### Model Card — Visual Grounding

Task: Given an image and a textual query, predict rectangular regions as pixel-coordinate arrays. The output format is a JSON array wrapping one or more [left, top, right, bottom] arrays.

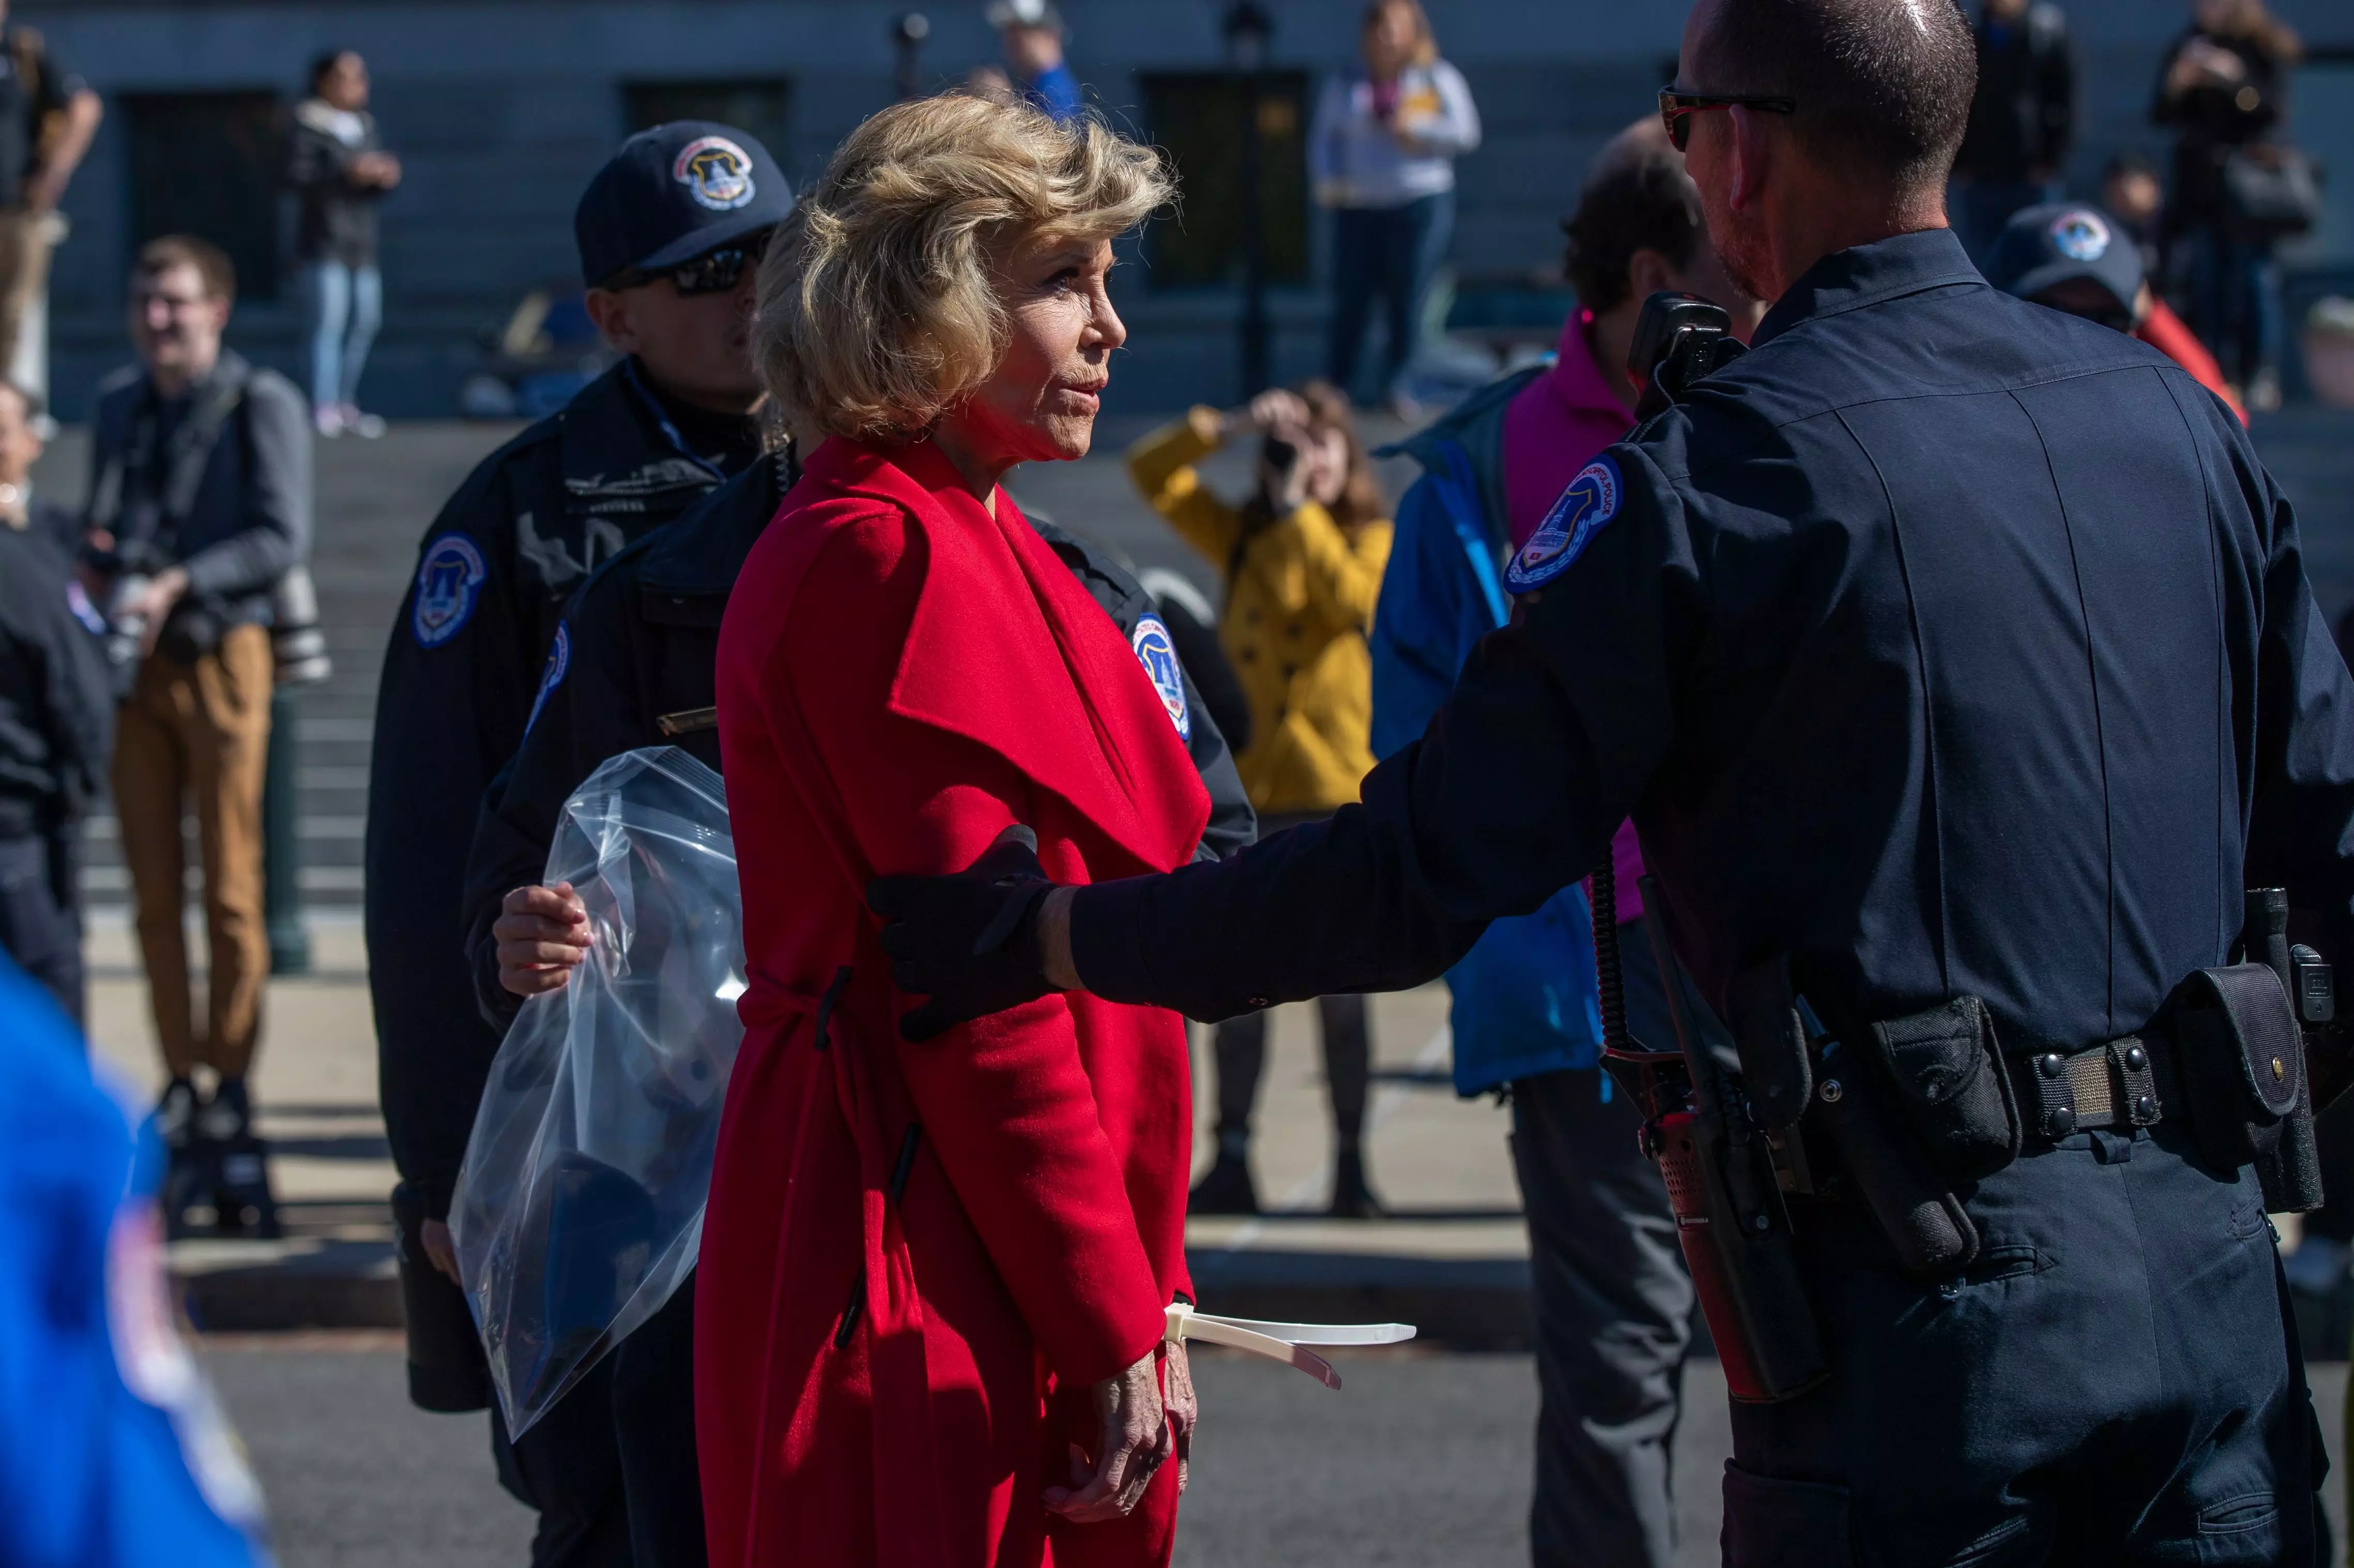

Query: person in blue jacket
[[0, 946, 268, 1566], [1372, 126, 1758, 1568]]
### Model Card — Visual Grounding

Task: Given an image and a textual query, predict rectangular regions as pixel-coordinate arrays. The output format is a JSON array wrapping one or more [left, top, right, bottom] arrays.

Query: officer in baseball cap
[[365, 121, 789, 1568], [1984, 201, 2245, 417], [1982, 202, 2147, 331]]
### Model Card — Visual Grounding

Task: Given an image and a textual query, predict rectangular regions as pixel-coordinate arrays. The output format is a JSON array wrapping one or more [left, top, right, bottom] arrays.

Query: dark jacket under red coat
[[699, 436, 1208, 1567]]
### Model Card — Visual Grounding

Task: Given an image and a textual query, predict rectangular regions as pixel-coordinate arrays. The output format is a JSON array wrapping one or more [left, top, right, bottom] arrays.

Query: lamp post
[[892, 12, 931, 101], [1224, 1, 1274, 398]]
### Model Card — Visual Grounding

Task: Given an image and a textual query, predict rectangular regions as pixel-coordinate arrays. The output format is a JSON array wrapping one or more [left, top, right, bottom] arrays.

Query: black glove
[[868, 825, 1063, 1043]]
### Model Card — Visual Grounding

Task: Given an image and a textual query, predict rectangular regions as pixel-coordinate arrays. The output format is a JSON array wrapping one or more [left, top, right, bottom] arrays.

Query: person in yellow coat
[[1127, 381, 1394, 1215]]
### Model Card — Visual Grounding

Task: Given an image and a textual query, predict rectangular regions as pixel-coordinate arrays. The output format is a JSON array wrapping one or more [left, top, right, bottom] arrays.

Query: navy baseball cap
[[575, 121, 794, 289], [1982, 203, 2145, 315]]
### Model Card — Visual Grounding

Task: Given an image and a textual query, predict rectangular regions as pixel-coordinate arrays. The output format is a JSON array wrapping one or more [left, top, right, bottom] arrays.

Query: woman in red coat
[[699, 96, 1200, 1567]]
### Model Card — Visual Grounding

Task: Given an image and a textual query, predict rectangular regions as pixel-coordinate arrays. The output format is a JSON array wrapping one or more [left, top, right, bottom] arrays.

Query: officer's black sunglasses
[[1659, 89, 1797, 152], [605, 230, 771, 296]]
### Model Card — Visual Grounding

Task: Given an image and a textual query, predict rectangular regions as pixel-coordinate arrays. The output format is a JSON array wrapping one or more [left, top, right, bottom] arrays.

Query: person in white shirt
[[1309, 0, 1480, 416]]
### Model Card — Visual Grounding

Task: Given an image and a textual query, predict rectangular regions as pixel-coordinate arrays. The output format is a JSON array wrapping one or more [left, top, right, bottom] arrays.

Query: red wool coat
[[699, 436, 1210, 1568]]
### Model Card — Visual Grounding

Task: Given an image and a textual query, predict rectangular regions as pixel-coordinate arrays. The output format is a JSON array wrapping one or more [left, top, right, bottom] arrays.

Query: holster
[[2171, 963, 2324, 1212], [1652, 946, 1825, 1404]]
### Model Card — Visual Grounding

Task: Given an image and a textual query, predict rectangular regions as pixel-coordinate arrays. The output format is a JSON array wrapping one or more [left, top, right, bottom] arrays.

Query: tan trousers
[[113, 624, 273, 1079], [0, 207, 54, 387]]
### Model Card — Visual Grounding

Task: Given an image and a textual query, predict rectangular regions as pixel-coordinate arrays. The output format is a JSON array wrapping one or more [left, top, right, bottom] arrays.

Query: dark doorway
[[622, 80, 792, 174], [123, 91, 284, 301], [1138, 70, 1311, 289]]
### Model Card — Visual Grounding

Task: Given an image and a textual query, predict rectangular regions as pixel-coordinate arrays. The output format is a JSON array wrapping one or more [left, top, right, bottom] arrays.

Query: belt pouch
[[1867, 995, 2019, 1182], [2176, 963, 2322, 1211], [1811, 1050, 1980, 1276]]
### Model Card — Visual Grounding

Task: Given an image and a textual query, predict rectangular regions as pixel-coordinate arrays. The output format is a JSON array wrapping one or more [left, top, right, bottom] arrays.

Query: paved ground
[[189, 1338, 2354, 1568], [199, 1337, 1730, 1568]]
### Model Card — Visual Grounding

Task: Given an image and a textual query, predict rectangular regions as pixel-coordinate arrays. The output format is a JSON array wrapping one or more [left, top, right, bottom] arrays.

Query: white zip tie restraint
[[1163, 1302, 1417, 1391]]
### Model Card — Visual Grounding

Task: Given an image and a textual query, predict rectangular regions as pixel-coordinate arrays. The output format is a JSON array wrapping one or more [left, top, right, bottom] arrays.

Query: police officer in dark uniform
[[457, 442, 1254, 1567], [363, 120, 790, 1565], [872, 1, 2354, 1560], [0, 477, 108, 1025]]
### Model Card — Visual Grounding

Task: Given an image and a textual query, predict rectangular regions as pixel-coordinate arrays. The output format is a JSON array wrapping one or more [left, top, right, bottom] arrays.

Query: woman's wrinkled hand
[[494, 881, 590, 998], [1043, 1348, 1171, 1522], [1162, 1339, 1197, 1495]]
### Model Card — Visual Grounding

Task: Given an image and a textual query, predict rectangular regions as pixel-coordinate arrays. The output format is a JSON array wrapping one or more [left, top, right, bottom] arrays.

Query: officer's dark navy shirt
[[366, 359, 754, 1217], [460, 457, 1257, 1029], [1074, 229, 2354, 1058], [0, 519, 109, 838]]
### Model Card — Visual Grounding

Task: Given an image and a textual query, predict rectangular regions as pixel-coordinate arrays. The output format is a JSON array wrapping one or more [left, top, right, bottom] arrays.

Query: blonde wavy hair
[[757, 94, 1174, 443]]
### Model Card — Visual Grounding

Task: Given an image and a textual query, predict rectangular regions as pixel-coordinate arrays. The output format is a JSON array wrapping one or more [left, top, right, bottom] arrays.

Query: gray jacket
[[85, 350, 312, 631]]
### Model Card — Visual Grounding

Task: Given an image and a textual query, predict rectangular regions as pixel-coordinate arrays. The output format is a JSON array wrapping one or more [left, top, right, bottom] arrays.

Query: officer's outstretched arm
[[1062, 444, 1695, 1022]]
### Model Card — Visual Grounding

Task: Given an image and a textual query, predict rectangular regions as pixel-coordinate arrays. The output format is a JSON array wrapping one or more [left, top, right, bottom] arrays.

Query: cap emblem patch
[[2051, 210, 2111, 263], [1505, 455, 1622, 594], [673, 135, 756, 212]]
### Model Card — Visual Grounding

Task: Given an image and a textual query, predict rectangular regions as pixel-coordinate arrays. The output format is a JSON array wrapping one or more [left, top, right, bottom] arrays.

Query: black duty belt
[[2014, 1031, 2183, 1142]]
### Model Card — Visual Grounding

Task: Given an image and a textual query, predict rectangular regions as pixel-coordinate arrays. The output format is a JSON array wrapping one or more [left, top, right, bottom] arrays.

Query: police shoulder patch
[[1505, 455, 1623, 593], [525, 622, 570, 733], [1129, 613, 1191, 742], [412, 534, 488, 647]]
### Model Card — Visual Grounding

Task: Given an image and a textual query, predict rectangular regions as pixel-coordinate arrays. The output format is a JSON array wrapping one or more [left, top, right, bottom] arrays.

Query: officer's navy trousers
[[0, 832, 81, 1027], [1724, 1121, 2324, 1566]]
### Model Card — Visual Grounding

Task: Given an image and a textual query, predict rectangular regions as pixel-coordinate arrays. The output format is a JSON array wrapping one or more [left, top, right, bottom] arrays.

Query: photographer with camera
[[1125, 382, 1391, 1215], [82, 236, 310, 1211]]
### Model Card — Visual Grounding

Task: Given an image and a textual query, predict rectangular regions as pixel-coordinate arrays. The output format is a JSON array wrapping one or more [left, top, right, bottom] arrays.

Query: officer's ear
[[584, 287, 645, 357], [1724, 103, 1778, 215]]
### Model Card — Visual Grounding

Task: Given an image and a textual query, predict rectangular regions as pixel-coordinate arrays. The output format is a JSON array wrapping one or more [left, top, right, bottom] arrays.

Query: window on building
[[1138, 71, 1311, 290], [123, 91, 284, 303], [623, 80, 792, 175]]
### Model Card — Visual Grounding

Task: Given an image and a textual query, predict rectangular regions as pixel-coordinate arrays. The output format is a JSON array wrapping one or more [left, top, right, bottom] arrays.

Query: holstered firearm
[[2241, 889, 2328, 1210], [1594, 866, 1828, 1404]]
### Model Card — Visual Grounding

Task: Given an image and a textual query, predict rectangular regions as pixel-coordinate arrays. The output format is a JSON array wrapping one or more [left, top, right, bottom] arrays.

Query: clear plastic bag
[[449, 746, 746, 1438]]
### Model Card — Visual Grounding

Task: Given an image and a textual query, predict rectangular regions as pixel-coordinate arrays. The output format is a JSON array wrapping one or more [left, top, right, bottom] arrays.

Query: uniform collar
[[636, 446, 795, 595], [1754, 229, 1984, 349], [554, 360, 719, 513]]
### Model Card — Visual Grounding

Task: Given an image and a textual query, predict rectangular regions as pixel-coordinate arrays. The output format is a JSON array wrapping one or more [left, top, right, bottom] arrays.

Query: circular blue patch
[[2051, 209, 2111, 264], [1129, 614, 1191, 743], [1505, 455, 1623, 594], [525, 622, 570, 733], [412, 535, 488, 648]]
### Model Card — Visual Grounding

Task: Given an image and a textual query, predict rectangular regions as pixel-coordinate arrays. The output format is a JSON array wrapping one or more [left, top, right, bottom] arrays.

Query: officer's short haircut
[[760, 94, 1172, 443], [132, 235, 237, 308], [1695, 0, 1975, 192], [1563, 145, 1706, 315]]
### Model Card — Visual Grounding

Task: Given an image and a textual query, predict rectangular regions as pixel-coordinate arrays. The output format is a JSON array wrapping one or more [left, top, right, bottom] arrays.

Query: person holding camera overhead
[[1125, 383, 1391, 1216]]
